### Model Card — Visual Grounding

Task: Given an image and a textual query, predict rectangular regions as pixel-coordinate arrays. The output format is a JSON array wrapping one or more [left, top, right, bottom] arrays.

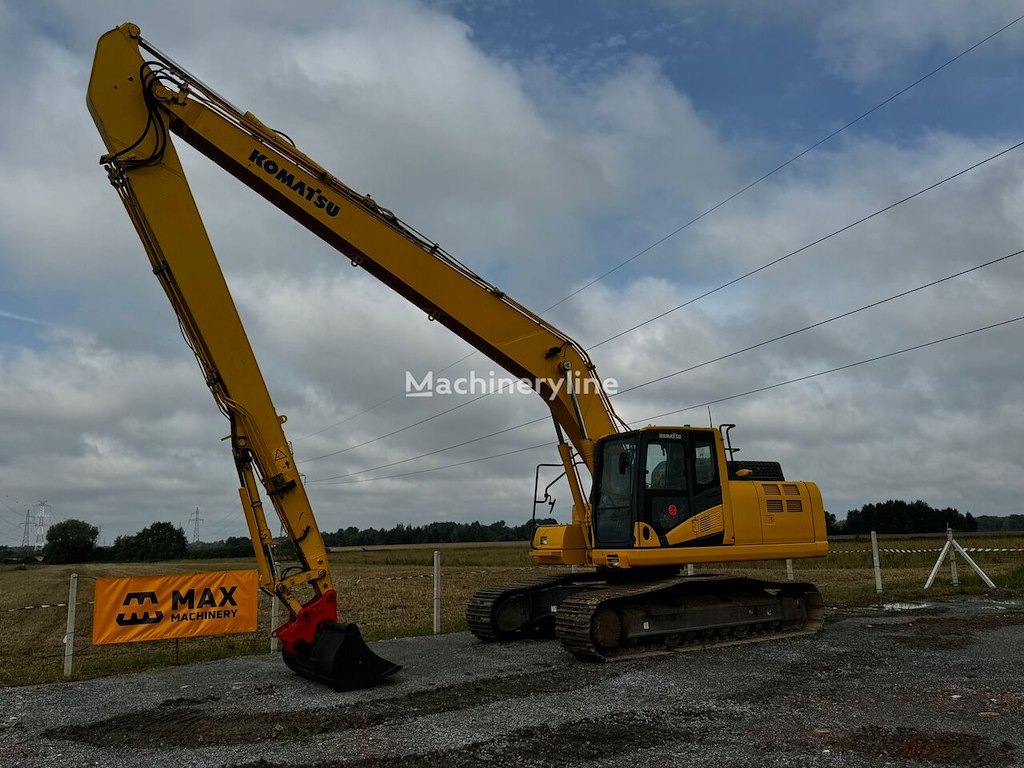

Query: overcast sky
[[1, 0, 1023, 544]]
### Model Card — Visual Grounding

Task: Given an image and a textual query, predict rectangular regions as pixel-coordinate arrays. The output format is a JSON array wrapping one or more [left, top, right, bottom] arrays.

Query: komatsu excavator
[[88, 23, 828, 686]]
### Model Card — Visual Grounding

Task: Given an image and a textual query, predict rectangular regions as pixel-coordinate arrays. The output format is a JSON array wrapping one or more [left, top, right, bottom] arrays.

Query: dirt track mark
[[231, 709, 705, 768], [832, 725, 1016, 766], [775, 609, 1024, 692], [160, 695, 221, 707], [779, 644, 881, 685], [898, 611, 1024, 650], [45, 664, 632, 748]]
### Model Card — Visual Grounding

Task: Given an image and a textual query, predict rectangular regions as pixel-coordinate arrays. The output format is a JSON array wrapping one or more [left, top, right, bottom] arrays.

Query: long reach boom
[[88, 22, 624, 687], [89, 23, 828, 681]]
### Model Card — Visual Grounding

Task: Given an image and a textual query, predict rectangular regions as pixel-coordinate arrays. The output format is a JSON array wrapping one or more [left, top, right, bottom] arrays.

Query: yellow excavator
[[88, 23, 828, 686]]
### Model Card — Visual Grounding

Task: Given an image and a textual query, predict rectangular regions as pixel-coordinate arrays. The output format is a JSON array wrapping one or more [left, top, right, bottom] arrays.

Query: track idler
[[282, 621, 402, 691]]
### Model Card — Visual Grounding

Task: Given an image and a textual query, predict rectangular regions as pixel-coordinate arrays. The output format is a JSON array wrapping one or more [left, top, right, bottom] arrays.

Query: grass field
[[2, 536, 1022, 687]]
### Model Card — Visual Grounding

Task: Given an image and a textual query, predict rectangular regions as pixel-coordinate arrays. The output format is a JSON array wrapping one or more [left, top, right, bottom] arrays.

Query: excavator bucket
[[282, 621, 402, 691]]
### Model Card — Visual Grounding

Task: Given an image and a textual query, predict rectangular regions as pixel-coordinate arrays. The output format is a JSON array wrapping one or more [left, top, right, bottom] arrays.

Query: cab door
[[591, 434, 638, 548], [641, 430, 723, 543]]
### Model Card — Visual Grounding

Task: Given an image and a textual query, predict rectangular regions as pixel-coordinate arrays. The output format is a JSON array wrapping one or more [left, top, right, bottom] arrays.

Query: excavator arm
[[87, 23, 625, 684], [89, 23, 625, 542], [87, 24, 443, 689]]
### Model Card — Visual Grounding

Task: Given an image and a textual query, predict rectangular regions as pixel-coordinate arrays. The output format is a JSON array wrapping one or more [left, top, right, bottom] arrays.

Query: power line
[[309, 311, 1024, 486], [615, 247, 1024, 396], [312, 441, 553, 486], [309, 247, 1022, 482], [632, 313, 1024, 425], [542, 11, 1024, 312], [292, 350, 476, 444], [309, 415, 550, 483], [293, 392, 405, 444], [303, 141, 1023, 468], [304, 392, 490, 464], [202, 509, 246, 541], [0, 498, 28, 537], [0, 494, 26, 517], [291, 13, 1022, 446], [0, 518, 24, 535], [591, 139, 1024, 349], [203, 519, 245, 541]]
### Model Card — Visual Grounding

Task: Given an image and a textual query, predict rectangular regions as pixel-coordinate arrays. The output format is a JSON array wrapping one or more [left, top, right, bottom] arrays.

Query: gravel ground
[[2, 596, 1022, 767]]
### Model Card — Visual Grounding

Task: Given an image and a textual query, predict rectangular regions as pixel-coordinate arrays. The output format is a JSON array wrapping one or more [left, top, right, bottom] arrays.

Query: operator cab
[[591, 427, 723, 548]]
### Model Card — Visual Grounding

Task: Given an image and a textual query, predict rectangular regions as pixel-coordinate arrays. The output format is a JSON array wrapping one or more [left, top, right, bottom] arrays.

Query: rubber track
[[555, 575, 824, 661], [466, 570, 593, 642]]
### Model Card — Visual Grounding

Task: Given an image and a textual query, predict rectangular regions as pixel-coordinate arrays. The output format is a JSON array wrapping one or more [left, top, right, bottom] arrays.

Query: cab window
[[593, 436, 637, 545], [694, 442, 716, 485], [646, 440, 687, 490]]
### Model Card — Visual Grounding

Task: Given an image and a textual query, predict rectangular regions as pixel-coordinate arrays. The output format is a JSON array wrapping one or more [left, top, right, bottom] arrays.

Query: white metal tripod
[[924, 526, 996, 589]]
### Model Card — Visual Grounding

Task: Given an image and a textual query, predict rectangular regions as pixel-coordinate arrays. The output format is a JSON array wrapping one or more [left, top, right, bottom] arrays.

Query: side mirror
[[736, 468, 752, 478]]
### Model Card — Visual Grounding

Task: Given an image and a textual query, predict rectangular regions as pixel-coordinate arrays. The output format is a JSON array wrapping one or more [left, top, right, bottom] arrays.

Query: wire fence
[[2, 535, 1020, 686], [831, 547, 1024, 554], [1, 557, 538, 685], [37, 573, 281, 676]]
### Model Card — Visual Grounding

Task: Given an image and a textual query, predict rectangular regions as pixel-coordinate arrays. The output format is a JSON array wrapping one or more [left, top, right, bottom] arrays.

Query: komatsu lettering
[[248, 149, 340, 217]]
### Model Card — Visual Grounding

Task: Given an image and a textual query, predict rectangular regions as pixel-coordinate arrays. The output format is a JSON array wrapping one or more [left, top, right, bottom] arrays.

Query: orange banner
[[93, 570, 259, 645]]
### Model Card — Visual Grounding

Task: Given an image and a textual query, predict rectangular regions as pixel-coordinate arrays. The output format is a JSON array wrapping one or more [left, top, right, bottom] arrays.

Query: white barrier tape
[[831, 547, 1024, 554], [6, 601, 95, 612], [6, 603, 65, 611], [12, 548, 1017, 609], [881, 548, 941, 553]]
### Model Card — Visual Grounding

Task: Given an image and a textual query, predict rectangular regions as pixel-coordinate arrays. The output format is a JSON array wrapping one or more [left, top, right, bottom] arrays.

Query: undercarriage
[[467, 570, 823, 660]]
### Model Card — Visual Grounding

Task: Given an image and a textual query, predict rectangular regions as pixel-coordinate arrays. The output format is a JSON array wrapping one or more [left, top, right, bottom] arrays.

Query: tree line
[[29, 519, 190, 564], [322, 519, 551, 548], [828, 499, 984, 535], [7, 517, 550, 564], [3, 504, 1020, 565]]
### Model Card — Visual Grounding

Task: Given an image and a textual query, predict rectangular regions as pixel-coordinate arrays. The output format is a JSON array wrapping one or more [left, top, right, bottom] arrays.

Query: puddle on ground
[[882, 602, 932, 612]]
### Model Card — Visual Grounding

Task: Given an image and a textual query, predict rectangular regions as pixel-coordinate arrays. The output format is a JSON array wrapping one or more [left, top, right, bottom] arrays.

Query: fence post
[[947, 528, 959, 587], [785, 559, 794, 582], [64, 573, 78, 677], [950, 537, 997, 589], [433, 550, 441, 635], [870, 531, 883, 594]]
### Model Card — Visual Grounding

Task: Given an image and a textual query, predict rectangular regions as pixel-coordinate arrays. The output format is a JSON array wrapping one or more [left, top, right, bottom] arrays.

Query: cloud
[[0, 0, 1022, 544], [577, 130, 1024, 517], [814, 0, 1024, 83]]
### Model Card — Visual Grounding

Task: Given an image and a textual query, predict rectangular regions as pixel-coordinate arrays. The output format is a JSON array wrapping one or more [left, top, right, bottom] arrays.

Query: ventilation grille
[[786, 499, 803, 513], [783, 484, 800, 495], [763, 484, 781, 495], [693, 508, 723, 534], [766, 499, 784, 514]]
